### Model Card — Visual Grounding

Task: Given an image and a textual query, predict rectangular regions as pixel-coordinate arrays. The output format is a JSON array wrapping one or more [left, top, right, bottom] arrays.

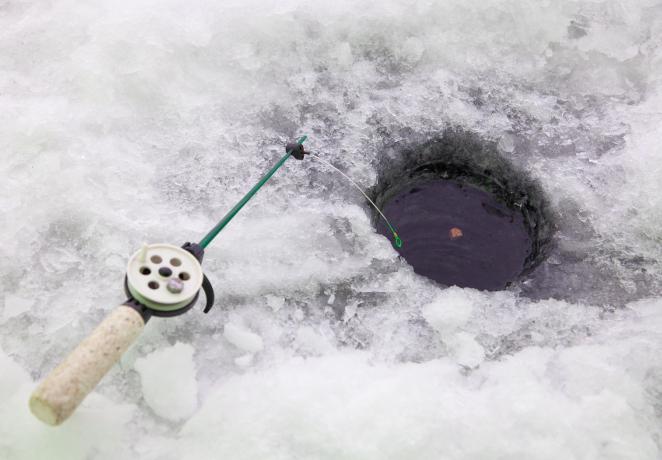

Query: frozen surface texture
[[134, 342, 198, 422], [2, 0, 662, 458]]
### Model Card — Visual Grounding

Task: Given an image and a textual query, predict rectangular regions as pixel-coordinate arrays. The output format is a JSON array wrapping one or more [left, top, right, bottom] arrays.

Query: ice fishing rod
[[29, 136, 400, 426]]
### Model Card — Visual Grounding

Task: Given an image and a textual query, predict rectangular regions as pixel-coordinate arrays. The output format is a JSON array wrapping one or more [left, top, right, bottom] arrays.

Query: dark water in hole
[[377, 179, 532, 291]]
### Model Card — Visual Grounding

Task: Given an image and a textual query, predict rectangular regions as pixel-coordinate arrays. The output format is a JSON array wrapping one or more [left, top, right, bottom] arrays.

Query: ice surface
[[233, 354, 254, 368], [1, 295, 33, 323], [265, 294, 285, 312], [134, 342, 198, 421], [422, 287, 475, 334], [174, 300, 662, 460], [2, 0, 662, 458], [223, 322, 264, 353]]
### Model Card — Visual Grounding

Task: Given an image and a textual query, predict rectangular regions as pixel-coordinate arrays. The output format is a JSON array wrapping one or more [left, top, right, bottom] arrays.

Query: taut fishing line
[[309, 153, 402, 248]]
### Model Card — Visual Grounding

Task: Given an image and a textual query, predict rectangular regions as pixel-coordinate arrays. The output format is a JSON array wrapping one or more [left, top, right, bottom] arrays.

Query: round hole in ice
[[370, 130, 554, 291]]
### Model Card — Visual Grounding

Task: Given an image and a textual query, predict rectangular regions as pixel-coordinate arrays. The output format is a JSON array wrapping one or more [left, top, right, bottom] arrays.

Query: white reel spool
[[126, 243, 204, 311]]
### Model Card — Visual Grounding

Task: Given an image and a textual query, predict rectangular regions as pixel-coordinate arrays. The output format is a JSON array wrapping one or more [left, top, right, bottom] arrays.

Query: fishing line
[[309, 153, 402, 248]]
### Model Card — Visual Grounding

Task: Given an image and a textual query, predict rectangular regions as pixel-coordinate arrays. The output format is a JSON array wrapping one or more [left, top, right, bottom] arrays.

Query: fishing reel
[[124, 242, 215, 321]]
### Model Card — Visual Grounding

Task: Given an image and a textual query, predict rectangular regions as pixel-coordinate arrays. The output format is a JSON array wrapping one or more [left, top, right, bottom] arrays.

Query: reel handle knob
[[29, 305, 145, 426]]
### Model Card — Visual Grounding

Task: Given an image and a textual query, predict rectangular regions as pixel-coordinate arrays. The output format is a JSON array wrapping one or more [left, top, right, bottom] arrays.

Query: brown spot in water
[[449, 227, 463, 239]]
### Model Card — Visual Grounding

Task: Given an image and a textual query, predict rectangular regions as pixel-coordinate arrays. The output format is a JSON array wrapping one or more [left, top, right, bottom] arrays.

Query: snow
[[134, 342, 198, 421], [233, 354, 254, 368], [265, 294, 285, 312], [2, 0, 662, 458], [1, 295, 33, 323], [0, 348, 30, 399], [177, 316, 662, 460], [445, 332, 486, 368], [422, 287, 475, 334], [223, 322, 264, 354]]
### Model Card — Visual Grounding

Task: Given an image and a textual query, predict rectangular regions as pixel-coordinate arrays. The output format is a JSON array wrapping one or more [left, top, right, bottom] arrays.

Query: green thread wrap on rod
[[199, 135, 307, 248]]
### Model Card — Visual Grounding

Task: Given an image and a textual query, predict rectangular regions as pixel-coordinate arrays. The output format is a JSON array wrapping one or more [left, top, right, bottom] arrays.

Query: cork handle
[[29, 305, 145, 426]]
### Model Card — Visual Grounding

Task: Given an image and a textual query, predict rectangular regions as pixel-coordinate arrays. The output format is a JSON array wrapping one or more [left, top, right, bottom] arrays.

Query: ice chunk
[[234, 354, 254, 368], [422, 287, 475, 334], [498, 133, 516, 153], [134, 342, 198, 421], [265, 295, 285, 312], [343, 302, 358, 323], [446, 332, 485, 368], [223, 322, 264, 353]]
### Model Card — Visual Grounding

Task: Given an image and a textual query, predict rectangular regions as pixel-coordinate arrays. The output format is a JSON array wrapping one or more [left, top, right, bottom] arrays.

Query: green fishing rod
[[29, 135, 401, 427], [199, 135, 308, 248]]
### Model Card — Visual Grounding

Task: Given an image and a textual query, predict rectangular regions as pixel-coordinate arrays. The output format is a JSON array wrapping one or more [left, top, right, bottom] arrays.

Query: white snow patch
[[446, 331, 486, 368], [265, 295, 285, 312], [294, 325, 335, 356], [0, 348, 30, 400], [234, 354, 254, 368], [223, 322, 264, 353], [422, 287, 476, 334], [134, 342, 198, 421]]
